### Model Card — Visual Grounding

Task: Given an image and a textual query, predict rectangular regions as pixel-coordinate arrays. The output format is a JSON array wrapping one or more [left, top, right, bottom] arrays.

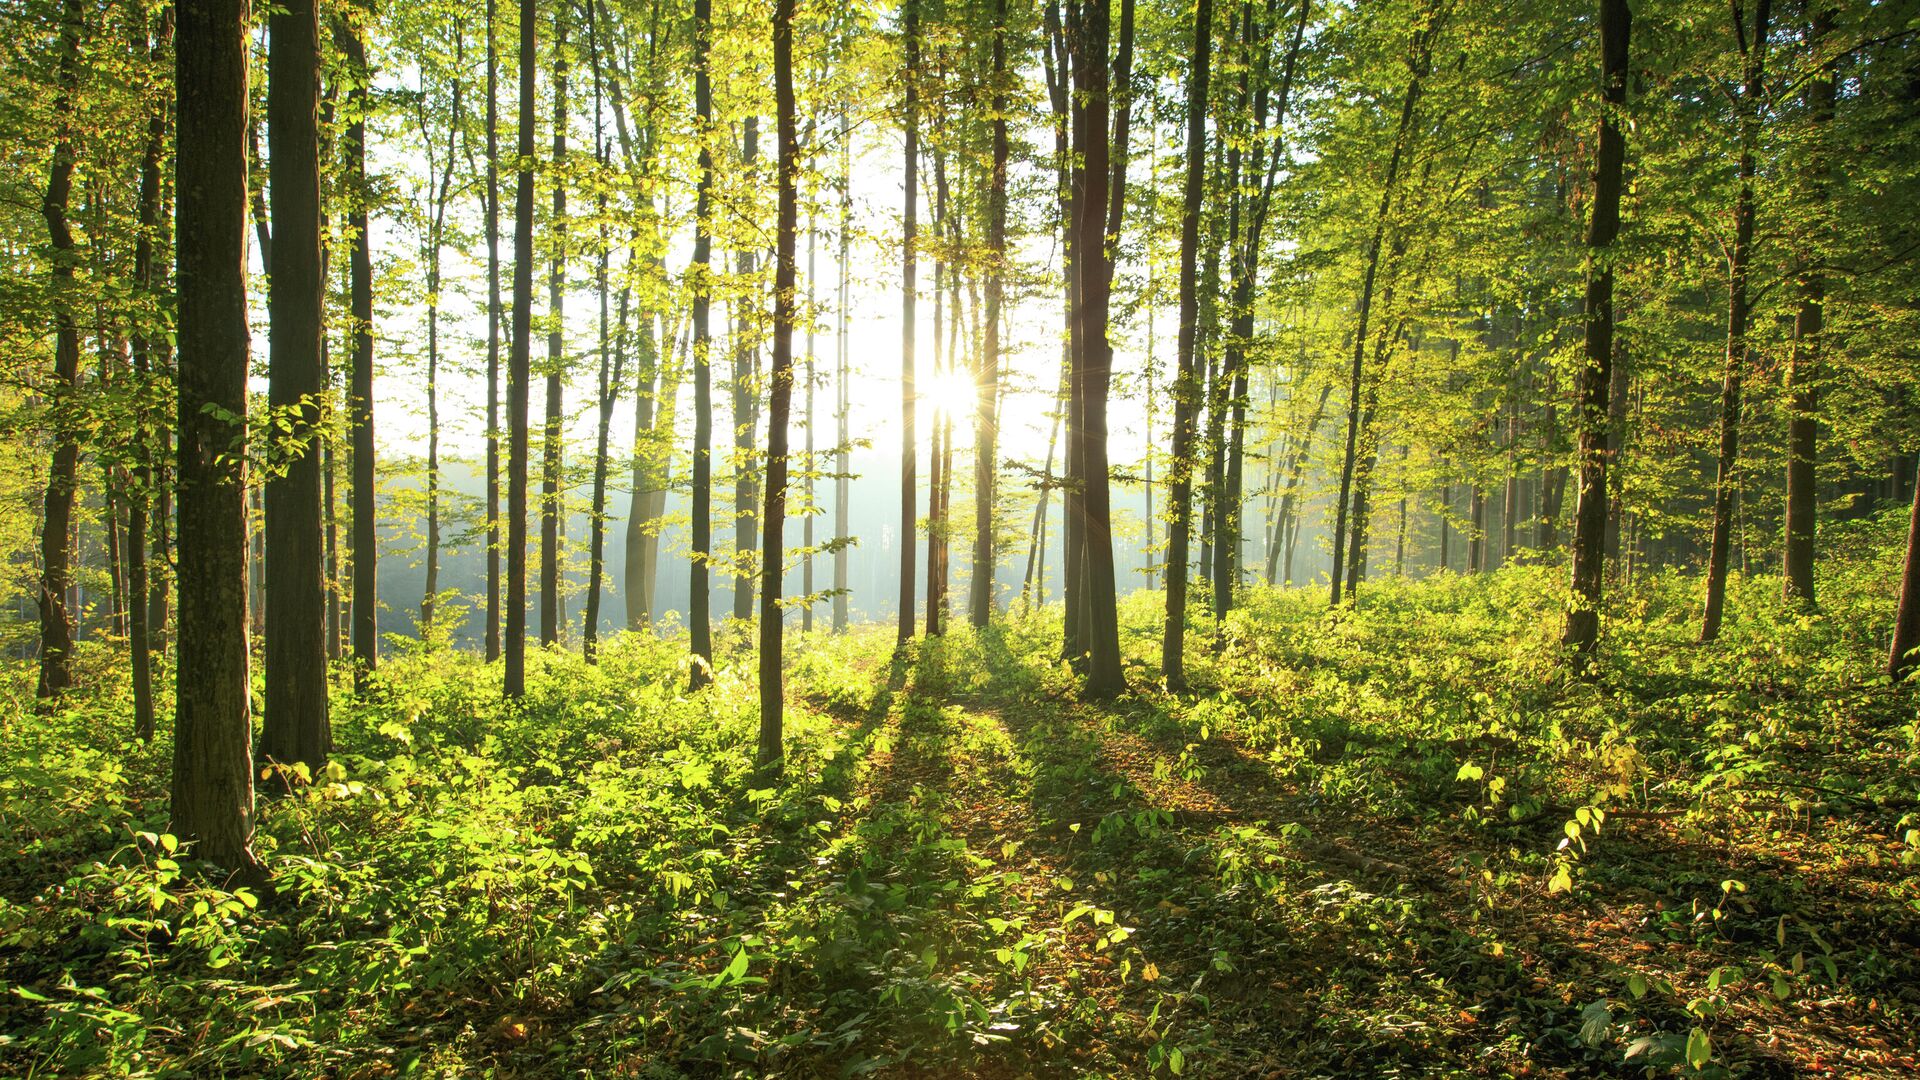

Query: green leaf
[[1686, 1027, 1712, 1070]]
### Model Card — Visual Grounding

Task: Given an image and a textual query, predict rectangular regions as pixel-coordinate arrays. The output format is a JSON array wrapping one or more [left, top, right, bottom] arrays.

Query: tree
[[484, 0, 503, 662], [129, 5, 175, 741], [687, 0, 716, 690], [760, 0, 799, 774], [173, 0, 260, 873], [1563, 0, 1631, 655], [1161, 0, 1212, 689], [541, 7, 570, 649], [504, 0, 537, 698], [1891, 456, 1920, 681], [262, 0, 333, 769], [898, 0, 920, 650], [969, 0, 1008, 629], [1782, 5, 1832, 606], [338, 12, 378, 691], [733, 115, 762, 624], [34, 0, 83, 701], [1700, 0, 1770, 644]]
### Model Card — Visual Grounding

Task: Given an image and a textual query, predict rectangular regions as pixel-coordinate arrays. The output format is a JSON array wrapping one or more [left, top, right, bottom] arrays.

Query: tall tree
[[174, 0, 259, 872], [583, 0, 622, 660], [969, 0, 1009, 629], [484, 0, 503, 661], [35, 0, 83, 701], [505, 0, 537, 697], [734, 115, 762, 622], [129, 5, 175, 740], [338, 13, 378, 690], [1563, 0, 1631, 655], [1161, 0, 1212, 689], [1782, 5, 1832, 606], [1700, 0, 1770, 644], [832, 97, 851, 633], [687, 0, 716, 689], [897, 0, 919, 648], [262, 0, 333, 769], [761, 0, 798, 773], [541, 7, 570, 648], [417, 30, 464, 633], [1891, 456, 1920, 681]]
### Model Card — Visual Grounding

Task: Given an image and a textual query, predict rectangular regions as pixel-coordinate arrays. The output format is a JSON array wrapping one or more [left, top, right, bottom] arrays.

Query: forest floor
[[4, 543, 1920, 1078]]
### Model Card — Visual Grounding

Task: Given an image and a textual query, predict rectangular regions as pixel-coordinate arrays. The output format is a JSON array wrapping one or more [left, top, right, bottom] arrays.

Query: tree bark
[[833, 99, 851, 633], [129, 6, 174, 740], [338, 17, 378, 691], [173, 0, 259, 873], [1563, 0, 1631, 653], [541, 8, 570, 648], [687, 0, 715, 688], [485, 0, 503, 661], [1161, 0, 1212, 688], [505, 0, 538, 696], [1782, 5, 1832, 606], [733, 116, 762, 623], [898, 0, 919, 648], [1890, 455, 1920, 680], [262, 0, 332, 770], [1701, 0, 1769, 644], [969, 0, 1009, 629], [761, 0, 798, 774], [36, 0, 84, 701]]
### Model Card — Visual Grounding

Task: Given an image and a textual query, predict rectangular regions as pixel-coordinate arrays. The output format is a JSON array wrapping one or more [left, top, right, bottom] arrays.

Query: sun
[[922, 368, 978, 417]]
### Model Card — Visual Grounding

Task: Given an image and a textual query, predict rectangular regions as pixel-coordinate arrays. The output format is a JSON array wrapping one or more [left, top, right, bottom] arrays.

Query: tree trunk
[[485, 0, 503, 661], [338, 18, 377, 692], [760, 0, 797, 774], [584, 6, 620, 661], [1161, 0, 1212, 688], [833, 99, 851, 633], [1701, 0, 1769, 644], [1331, 27, 1428, 606], [262, 0, 332, 771], [129, 6, 173, 740], [898, 0, 919, 648], [1563, 0, 1630, 653], [969, 0, 1009, 629], [803, 192, 816, 633], [35, 0, 83, 701], [1783, 5, 1832, 606], [1890, 455, 1920, 681], [733, 115, 762, 623], [686, 0, 715, 688], [173, 0, 259, 873], [504, 0, 537, 696], [541, 8, 570, 648]]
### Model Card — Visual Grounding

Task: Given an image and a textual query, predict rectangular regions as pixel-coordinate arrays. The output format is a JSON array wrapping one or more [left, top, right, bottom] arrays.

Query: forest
[[2, 0, 1919, 1073]]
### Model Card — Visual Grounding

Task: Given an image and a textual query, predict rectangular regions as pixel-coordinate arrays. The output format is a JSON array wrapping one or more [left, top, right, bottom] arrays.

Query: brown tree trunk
[[733, 116, 762, 623], [36, 0, 84, 701], [1701, 0, 1769, 643], [504, 0, 537, 696], [969, 0, 1009, 629], [173, 0, 259, 873], [1564, 0, 1631, 653], [897, 0, 919, 648], [1161, 0, 1212, 687], [1783, 5, 1832, 606], [1890, 456, 1920, 681], [262, 0, 332, 770], [338, 16, 377, 691], [686, 0, 715, 688], [584, 6, 619, 661], [541, 8, 570, 648], [129, 6, 173, 740], [485, 0, 503, 661], [760, 0, 798, 774]]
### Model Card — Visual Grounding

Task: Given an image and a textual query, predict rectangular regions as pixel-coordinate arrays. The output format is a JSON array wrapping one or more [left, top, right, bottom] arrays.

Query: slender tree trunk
[[1469, 484, 1486, 572], [1701, 0, 1769, 644], [1562, 0, 1629, 653], [1783, 6, 1832, 606], [35, 0, 84, 701], [898, 0, 919, 648], [505, 0, 538, 696], [833, 100, 851, 633], [1268, 384, 1332, 584], [173, 0, 259, 873], [485, 0, 503, 661], [760, 0, 798, 774], [733, 115, 762, 623], [969, 0, 1009, 629], [1161, 0, 1212, 687], [129, 7, 173, 740], [1603, 339, 1629, 573], [1890, 455, 1920, 680], [541, 9, 570, 648], [420, 43, 461, 633], [687, 0, 715, 688], [803, 190, 816, 633], [338, 17, 377, 691], [584, 7, 621, 661], [262, 0, 332, 770], [1331, 27, 1428, 606]]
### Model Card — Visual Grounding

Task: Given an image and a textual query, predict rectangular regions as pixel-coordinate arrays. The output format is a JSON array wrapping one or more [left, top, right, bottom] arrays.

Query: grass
[[3, 529, 1918, 1077]]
